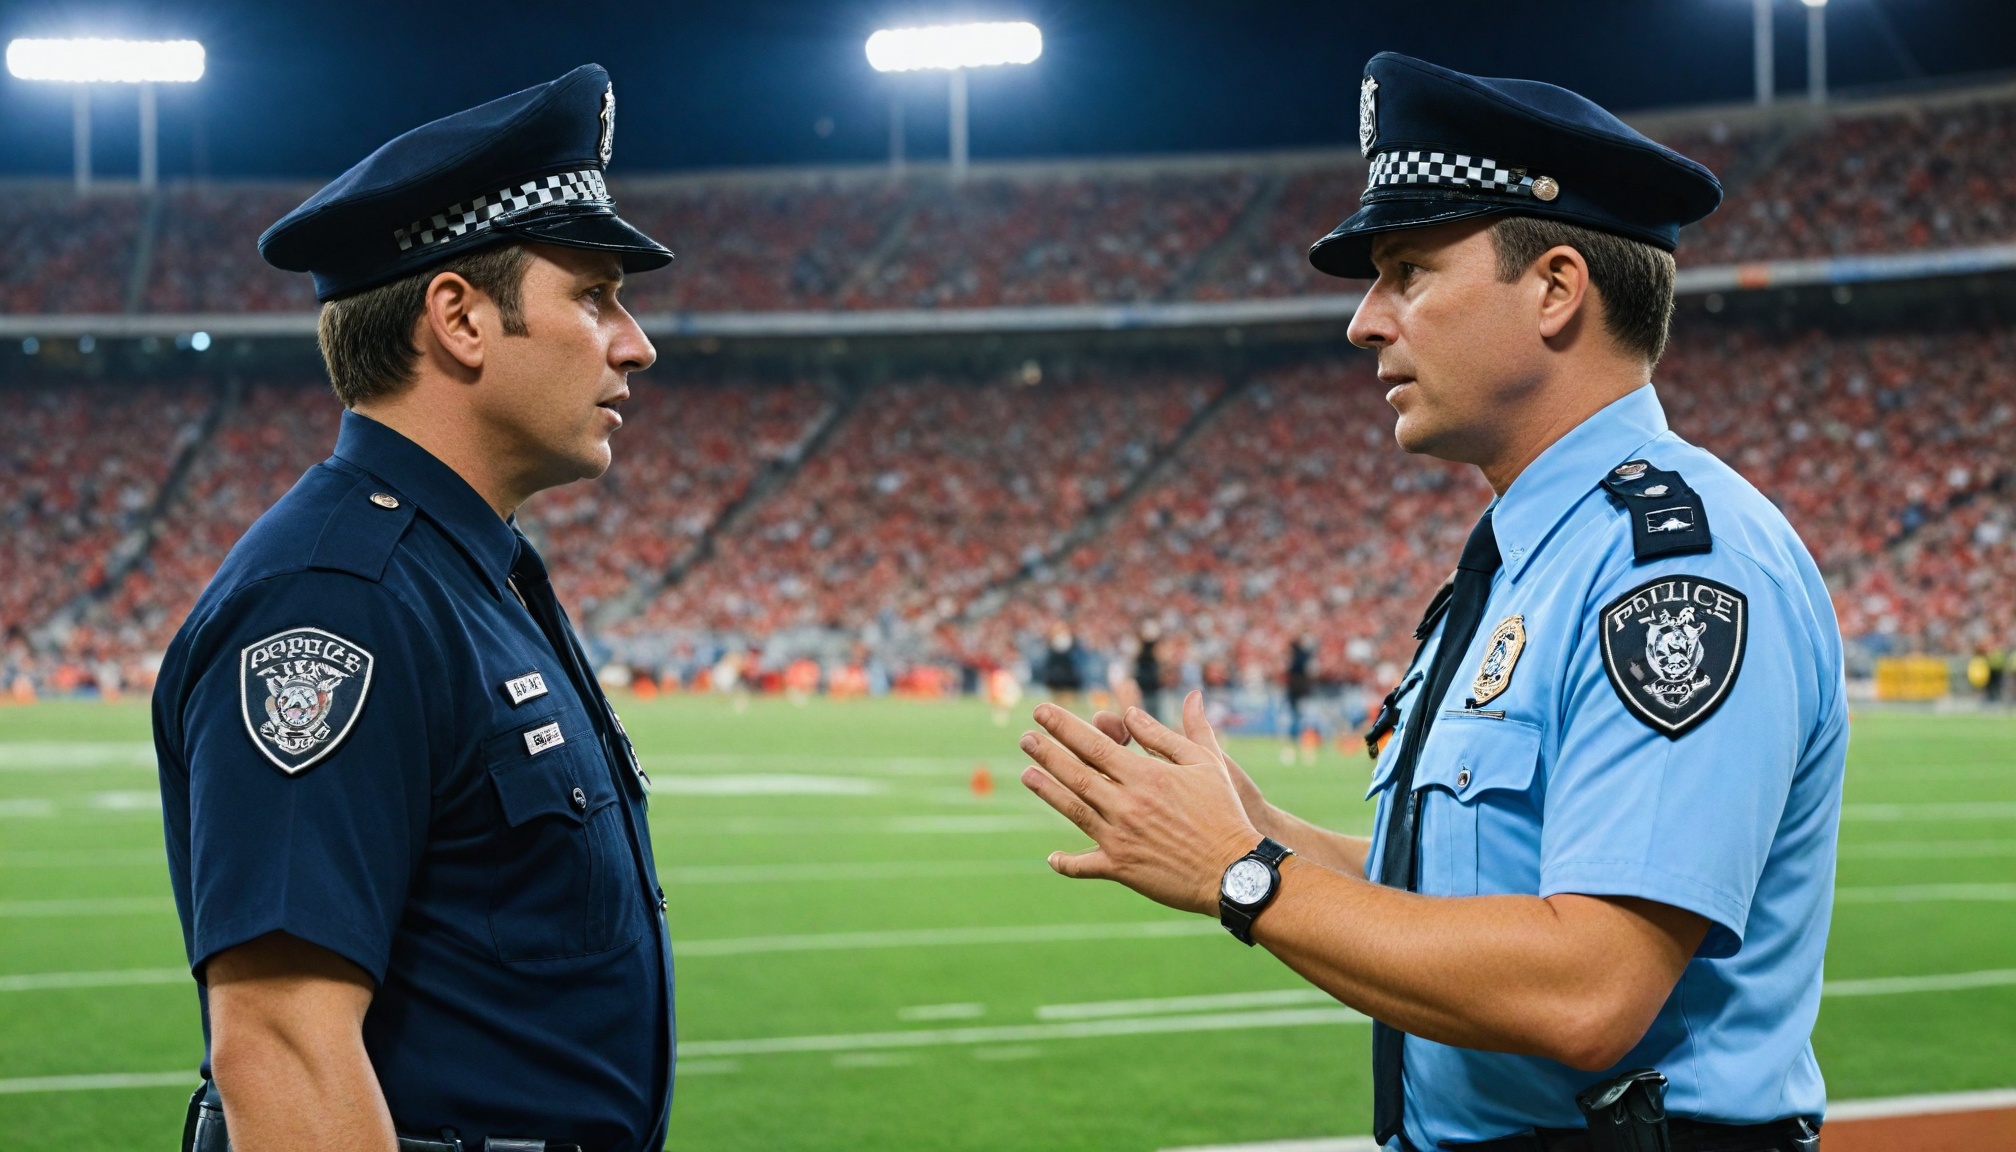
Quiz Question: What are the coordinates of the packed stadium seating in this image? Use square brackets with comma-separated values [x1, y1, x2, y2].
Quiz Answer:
[6, 309, 2010, 699]
[6, 82, 2016, 698]
[2, 87, 2010, 319]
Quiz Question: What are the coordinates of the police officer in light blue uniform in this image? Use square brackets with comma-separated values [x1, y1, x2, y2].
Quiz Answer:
[1011, 52, 1844, 1152]
[156, 65, 678, 1152]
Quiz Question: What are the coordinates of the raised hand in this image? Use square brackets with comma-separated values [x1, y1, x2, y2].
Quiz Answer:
[1019, 691, 1261, 916]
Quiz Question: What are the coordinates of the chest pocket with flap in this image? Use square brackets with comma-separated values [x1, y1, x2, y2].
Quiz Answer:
[1406, 712, 1544, 899]
[482, 712, 646, 962]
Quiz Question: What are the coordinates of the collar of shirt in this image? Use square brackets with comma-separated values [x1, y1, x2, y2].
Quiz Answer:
[1490, 383, 1669, 583]
[332, 409, 517, 598]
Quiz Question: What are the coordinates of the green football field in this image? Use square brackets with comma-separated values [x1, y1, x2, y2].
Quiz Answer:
[1, 698, 2012, 1151]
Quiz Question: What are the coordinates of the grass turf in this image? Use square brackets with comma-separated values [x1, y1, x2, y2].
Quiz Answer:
[0, 698, 2010, 1150]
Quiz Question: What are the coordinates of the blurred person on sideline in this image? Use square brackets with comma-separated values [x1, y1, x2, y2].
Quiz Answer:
[1282, 632, 1317, 765]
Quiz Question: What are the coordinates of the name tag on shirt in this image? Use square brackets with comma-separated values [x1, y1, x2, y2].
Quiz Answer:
[523, 722, 565, 756]
[502, 672, 549, 706]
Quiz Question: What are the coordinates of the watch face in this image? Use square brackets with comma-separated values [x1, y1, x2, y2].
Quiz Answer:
[1223, 858, 1272, 906]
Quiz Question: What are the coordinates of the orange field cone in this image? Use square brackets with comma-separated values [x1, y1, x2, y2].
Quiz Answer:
[970, 765, 994, 797]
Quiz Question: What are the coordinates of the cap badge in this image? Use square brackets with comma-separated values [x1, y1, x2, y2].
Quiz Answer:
[1358, 75, 1379, 157]
[598, 83, 616, 167]
[1470, 615, 1526, 708]
[1532, 175, 1561, 202]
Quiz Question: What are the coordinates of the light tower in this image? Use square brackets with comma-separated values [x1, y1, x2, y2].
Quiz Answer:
[866, 21, 1043, 183]
[1802, 0, 1828, 104]
[6, 37, 205, 194]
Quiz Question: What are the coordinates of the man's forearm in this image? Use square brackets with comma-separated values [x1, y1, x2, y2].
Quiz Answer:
[208, 932, 395, 1152]
[1253, 857, 1704, 1071]
[212, 1020, 396, 1152]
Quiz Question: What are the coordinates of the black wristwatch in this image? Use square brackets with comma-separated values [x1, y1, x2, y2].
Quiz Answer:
[1219, 837, 1294, 945]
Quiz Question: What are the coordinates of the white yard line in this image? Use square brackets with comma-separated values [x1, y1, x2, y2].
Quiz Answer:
[679, 919, 1217, 957]
[659, 814, 1064, 836]
[1827, 1087, 2016, 1120]
[1840, 838, 2016, 859]
[662, 859, 1039, 885]
[681, 1006, 1369, 1058]
[0, 897, 177, 917]
[1160, 1139, 1382, 1152]
[1039, 989, 1336, 1020]
[0, 1071, 193, 1095]
[1156, 1089, 2016, 1152]
[0, 968, 188, 992]
[0, 743, 156, 770]
[1834, 883, 2016, 903]
[1824, 968, 2016, 996]
[1841, 801, 2016, 822]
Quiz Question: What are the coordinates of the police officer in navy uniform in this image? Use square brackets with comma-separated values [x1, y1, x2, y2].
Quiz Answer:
[156, 64, 677, 1152]
[1014, 54, 1843, 1152]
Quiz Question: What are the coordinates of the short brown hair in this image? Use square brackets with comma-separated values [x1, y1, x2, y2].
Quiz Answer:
[317, 243, 532, 407]
[1488, 216, 1676, 365]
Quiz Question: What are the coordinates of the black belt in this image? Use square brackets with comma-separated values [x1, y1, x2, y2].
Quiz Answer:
[1410, 1117, 1817, 1152]
[186, 1081, 581, 1152]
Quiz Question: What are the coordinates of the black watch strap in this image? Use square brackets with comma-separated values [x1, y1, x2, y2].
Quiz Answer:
[1219, 836, 1294, 946]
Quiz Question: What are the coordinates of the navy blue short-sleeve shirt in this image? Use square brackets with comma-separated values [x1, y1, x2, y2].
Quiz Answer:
[154, 410, 673, 1152]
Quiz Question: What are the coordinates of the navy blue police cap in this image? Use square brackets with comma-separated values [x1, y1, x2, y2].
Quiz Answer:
[1308, 53, 1722, 279]
[260, 64, 671, 301]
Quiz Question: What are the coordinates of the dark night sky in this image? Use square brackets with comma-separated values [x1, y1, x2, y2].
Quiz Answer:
[1, 0, 2011, 181]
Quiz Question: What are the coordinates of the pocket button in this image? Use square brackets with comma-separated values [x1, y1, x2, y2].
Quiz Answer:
[571, 786, 588, 812]
[1456, 767, 1472, 790]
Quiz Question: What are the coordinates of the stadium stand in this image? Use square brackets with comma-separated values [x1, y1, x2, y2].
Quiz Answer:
[4, 81, 2016, 698]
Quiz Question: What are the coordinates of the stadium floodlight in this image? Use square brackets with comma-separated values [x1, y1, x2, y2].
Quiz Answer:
[1802, 0, 1827, 104]
[1751, 0, 1773, 106]
[866, 22, 1042, 182]
[864, 22, 1041, 72]
[7, 38, 205, 194]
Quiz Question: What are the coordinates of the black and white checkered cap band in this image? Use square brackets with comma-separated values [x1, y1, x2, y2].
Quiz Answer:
[1366, 151, 1534, 197]
[395, 169, 612, 252]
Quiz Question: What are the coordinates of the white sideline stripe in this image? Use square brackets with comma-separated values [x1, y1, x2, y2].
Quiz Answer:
[1157, 1090, 2016, 1152]
[650, 774, 885, 796]
[681, 1005, 1369, 1058]
[1825, 968, 2016, 996]
[0, 742, 155, 770]
[1827, 1087, 2016, 1120]
[0, 968, 188, 992]
[680, 919, 1216, 957]
[1835, 883, 2016, 903]
[0, 1072, 193, 1095]
[1842, 801, 2016, 822]
[0, 897, 176, 917]
[662, 814, 1064, 836]
[1160, 1139, 1381, 1152]
[1040, 989, 1335, 1020]
[1841, 838, 2016, 859]
[662, 859, 1039, 885]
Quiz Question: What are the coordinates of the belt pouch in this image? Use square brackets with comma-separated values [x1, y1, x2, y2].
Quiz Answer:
[1576, 1069, 1672, 1152]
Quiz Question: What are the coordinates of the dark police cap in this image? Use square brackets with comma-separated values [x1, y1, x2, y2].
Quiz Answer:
[1308, 53, 1722, 279]
[260, 64, 671, 301]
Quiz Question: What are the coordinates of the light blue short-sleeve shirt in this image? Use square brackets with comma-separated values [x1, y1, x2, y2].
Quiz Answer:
[1363, 384, 1848, 1149]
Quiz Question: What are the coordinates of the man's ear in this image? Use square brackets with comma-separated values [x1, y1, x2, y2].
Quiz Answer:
[420, 271, 486, 374]
[1534, 244, 1594, 343]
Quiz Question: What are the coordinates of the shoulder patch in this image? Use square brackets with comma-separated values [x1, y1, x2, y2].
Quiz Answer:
[1598, 575, 1746, 739]
[240, 627, 376, 774]
[1600, 459, 1712, 562]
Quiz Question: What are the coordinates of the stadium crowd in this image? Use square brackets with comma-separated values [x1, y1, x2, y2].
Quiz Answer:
[6, 87, 2011, 319]
[7, 314, 2009, 702]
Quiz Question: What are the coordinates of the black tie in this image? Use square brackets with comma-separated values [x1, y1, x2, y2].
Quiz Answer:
[1371, 509, 1502, 1145]
[509, 534, 624, 762]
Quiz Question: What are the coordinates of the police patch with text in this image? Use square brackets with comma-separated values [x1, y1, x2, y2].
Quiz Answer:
[239, 627, 376, 774]
[1598, 576, 1747, 739]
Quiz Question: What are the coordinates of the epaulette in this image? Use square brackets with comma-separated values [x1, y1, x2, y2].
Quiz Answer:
[1599, 459, 1712, 562]
[307, 474, 417, 583]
